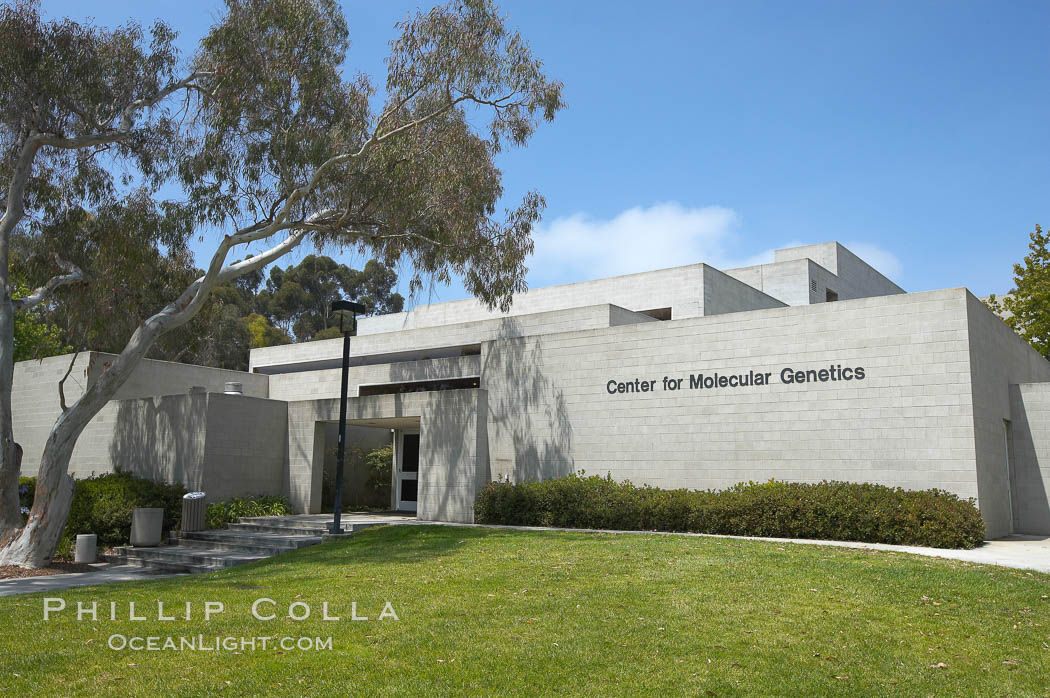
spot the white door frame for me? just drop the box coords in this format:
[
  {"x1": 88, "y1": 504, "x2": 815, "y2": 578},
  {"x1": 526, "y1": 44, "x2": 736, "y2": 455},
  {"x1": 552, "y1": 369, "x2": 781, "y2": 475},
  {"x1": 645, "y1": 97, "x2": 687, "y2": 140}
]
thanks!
[{"x1": 395, "y1": 430, "x2": 419, "y2": 513}]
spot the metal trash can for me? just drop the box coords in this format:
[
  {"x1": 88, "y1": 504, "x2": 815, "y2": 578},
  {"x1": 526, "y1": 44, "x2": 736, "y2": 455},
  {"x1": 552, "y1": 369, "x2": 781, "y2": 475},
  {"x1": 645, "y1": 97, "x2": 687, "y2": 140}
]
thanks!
[{"x1": 182, "y1": 492, "x2": 207, "y2": 532}]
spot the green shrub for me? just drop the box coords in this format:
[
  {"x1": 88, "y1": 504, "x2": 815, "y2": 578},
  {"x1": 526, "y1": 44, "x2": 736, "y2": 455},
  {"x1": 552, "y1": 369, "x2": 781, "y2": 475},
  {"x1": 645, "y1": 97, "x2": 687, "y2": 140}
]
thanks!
[
  {"x1": 365, "y1": 445, "x2": 393, "y2": 503},
  {"x1": 17, "y1": 471, "x2": 186, "y2": 554},
  {"x1": 474, "y1": 474, "x2": 986, "y2": 549},
  {"x1": 63, "y1": 470, "x2": 186, "y2": 550},
  {"x1": 206, "y1": 495, "x2": 293, "y2": 529}
]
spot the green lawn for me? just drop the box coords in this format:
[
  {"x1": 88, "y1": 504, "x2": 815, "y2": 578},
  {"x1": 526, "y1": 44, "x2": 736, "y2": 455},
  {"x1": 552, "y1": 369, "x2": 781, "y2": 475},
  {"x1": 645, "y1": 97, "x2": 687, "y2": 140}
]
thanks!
[{"x1": 1, "y1": 526, "x2": 1048, "y2": 696}]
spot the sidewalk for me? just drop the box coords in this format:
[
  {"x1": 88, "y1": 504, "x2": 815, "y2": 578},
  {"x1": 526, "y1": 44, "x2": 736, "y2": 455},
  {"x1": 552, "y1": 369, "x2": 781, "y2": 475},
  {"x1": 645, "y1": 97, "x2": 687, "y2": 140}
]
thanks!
[{"x1": 0, "y1": 562, "x2": 182, "y2": 597}]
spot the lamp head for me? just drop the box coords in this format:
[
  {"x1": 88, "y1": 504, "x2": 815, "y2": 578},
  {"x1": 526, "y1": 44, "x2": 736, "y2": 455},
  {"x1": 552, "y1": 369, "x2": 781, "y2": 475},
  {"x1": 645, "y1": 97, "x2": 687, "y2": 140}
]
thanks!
[{"x1": 330, "y1": 300, "x2": 367, "y2": 334}]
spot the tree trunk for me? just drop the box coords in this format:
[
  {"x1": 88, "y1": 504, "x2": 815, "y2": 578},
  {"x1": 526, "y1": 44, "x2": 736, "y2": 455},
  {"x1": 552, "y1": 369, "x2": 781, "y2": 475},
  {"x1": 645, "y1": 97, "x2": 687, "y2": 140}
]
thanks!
[
  {"x1": 0, "y1": 432, "x2": 74, "y2": 568},
  {"x1": 0, "y1": 341, "x2": 149, "y2": 567},
  {"x1": 0, "y1": 296, "x2": 23, "y2": 538}
]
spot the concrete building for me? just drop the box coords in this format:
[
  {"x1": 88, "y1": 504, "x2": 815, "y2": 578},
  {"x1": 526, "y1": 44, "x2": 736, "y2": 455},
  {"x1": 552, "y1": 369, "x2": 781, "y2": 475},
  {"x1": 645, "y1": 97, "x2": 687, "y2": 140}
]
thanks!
[{"x1": 12, "y1": 242, "x2": 1050, "y2": 538}]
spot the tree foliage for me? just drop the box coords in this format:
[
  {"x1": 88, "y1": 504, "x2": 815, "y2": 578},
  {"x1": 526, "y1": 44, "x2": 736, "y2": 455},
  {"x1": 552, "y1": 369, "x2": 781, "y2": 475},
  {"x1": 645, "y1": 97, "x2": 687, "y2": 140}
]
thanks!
[
  {"x1": 986, "y1": 224, "x2": 1050, "y2": 359},
  {"x1": 12, "y1": 280, "x2": 68, "y2": 361},
  {"x1": 262, "y1": 255, "x2": 403, "y2": 342}
]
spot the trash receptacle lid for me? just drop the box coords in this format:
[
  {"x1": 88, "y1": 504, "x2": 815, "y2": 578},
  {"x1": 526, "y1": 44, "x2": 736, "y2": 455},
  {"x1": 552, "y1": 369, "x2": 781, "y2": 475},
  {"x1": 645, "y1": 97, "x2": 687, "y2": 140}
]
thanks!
[{"x1": 183, "y1": 492, "x2": 206, "y2": 499}]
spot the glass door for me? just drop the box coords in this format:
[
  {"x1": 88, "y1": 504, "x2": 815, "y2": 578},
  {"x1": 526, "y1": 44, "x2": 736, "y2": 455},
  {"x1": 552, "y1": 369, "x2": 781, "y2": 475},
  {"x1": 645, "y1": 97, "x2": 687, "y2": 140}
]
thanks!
[{"x1": 396, "y1": 431, "x2": 419, "y2": 513}]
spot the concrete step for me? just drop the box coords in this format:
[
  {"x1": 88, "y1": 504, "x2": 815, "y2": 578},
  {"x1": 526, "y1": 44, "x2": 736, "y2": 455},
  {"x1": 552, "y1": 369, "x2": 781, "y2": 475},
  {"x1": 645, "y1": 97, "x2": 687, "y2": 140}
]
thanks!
[
  {"x1": 231, "y1": 517, "x2": 389, "y2": 536},
  {"x1": 112, "y1": 518, "x2": 332, "y2": 574},
  {"x1": 172, "y1": 530, "x2": 321, "y2": 555},
  {"x1": 119, "y1": 554, "x2": 224, "y2": 575},
  {"x1": 225, "y1": 522, "x2": 333, "y2": 536},
  {"x1": 115, "y1": 544, "x2": 271, "y2": 573}
]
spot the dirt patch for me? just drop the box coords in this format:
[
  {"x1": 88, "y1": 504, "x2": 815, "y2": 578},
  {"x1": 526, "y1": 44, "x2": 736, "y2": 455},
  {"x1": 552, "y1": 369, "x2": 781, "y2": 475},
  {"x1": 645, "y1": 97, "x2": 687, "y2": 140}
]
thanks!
[{"x1": 0, "y1": 561, "x2": 96, "y2": 579}]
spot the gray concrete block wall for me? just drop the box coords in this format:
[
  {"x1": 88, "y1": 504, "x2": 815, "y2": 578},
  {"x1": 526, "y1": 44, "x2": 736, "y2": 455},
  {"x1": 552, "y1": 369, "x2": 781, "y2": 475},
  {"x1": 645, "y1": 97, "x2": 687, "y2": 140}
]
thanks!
[
  {"x1": 68, "y1": 393, "x2": 208, "y2": 484},
  {"x1": 202, "y1": 393, "x2": 287, "y2": 502},
  {"x1": 723, "y1": 258, "x2": 815, "y2": 306},
  {"x1": 354, "y1": 265, "x2": 708, "y2": 336},
  {"x1": 773, "y1": 242, "x2": 904, "y2": 300},
  {"x1": 268, "y1": 355, "x2": 482, "y2": 402},
  {"x1": 482, "y1": 289, "x2": 981, "y2": 510},
  {"x1": 252, "y1": 304, "x2": 654, "y2": 374},
  {"x1": 964, "y1": 293, "x2": 1050, "y2": 535},
  {"x1": 13, "y1": 351, "x2": 267, "y2": 478},
  {"x1": 1008, "y1": 383, "x2": 1050, "y2": 534},
  {"x1": 63, "y1": 392, "x2": 288, "y2": 503},
  {"x1": 608, "y1": 305, "x2": 661, "y2": 326},
  {"x1": 95, "y1": 353, "x2": 268, "y2": 400},
  {"x1": 12, "y1": 353, "x2": 94, "y2": 477}
]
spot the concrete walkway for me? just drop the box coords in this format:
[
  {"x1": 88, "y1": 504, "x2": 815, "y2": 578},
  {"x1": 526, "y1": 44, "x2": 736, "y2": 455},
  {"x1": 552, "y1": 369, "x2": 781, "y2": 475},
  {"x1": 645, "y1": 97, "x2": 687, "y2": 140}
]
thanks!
[{"x1": 0, "y1": 562, "x2": 182, "y2": 597}]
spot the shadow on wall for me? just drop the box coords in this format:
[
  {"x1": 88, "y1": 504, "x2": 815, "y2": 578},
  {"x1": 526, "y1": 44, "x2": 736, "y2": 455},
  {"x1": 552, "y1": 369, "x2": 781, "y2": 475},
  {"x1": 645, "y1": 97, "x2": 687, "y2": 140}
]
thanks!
[
  {"x1": 480, "y1": 316, "x2": 574, "y2": 483},
  {"x1": 1008, "y1": 386, "x2": 1050, "y2": 534},
  {"x1": 109, "y1": 393, "x2": 209, "y2": 490}
]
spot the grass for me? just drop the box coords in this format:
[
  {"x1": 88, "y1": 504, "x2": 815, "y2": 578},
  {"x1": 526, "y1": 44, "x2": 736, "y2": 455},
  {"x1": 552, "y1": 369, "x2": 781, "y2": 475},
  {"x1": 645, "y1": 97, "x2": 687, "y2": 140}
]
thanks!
[{"x1": 0, "y1": 525, "x2": 1047, "y2": 696}]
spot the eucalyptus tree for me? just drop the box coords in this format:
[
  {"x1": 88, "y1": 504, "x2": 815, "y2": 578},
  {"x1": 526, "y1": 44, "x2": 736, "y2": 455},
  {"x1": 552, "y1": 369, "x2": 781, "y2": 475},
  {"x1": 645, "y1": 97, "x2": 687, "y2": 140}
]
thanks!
[
  {"x1": 264, "y1": 255, "x2": 404, "y2": 341},
  {"x1": 0, "y1": 0, "x2": 563, "y2": 567}
]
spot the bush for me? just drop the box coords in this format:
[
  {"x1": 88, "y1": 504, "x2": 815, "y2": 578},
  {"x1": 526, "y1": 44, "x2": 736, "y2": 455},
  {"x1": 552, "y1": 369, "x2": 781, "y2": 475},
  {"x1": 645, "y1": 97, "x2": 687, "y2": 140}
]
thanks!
[
  {"x1": 474, "y1": 474, "x2": 987, "y2": 549},
  {"x1": 63, "y1": 470, "x2": 186, "y2": 550},
  {"x1": 365, "y1": 445, "x2": 393, "y2": 504},
  {"x1": 17, "y1": 471, "x2": 186, "y2": 555},
  {"x1": 206, "y1": 495, "x2": 293, "y2": 529}
]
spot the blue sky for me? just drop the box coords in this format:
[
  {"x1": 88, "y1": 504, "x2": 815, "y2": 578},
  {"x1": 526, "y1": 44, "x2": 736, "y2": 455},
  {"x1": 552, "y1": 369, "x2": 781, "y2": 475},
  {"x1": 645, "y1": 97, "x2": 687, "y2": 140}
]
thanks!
[{"x1": 40, "y1": 0, "x2": 1049, "y2": 305}]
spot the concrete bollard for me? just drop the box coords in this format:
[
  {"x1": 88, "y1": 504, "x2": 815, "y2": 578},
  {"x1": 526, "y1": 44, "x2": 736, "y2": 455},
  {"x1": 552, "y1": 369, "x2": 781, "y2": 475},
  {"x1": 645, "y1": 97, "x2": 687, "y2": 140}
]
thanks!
[
  {"x1": 181, "y1": 492, "x2": 207, "y2": 532},
  {"x1": 74, "y1": 534, "x2": 97, "y2": 563},
  {"x1": 130, "y1": 507, "x2": 164, "y2": 547}
]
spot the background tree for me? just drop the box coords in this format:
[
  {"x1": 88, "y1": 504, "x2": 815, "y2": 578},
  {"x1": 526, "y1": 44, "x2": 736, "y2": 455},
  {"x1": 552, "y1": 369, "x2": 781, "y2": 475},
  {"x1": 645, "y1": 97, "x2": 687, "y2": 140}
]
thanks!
[
  {"x1": 986, "y1": 224, "x2": 1050, "y2": 359},
  {"x1": 0, "y1": 0, "x2": 562, "y2": 566},
  {"x1": 262, "y1": 255, "x2": 404, "y2": 342}
]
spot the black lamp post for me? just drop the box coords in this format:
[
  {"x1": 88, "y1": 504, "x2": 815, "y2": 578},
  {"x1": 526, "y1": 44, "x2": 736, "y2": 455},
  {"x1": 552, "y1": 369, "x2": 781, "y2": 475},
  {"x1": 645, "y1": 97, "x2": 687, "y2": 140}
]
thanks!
[{"x1": 329, "y1": 299, "x2": 367, "y2": 535}]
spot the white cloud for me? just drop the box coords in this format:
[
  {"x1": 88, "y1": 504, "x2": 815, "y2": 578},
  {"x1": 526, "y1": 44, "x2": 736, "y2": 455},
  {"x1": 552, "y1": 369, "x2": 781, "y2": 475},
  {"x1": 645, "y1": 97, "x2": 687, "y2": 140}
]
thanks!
[
  {"x1": 527, "y1": 202, "x2": 746, "y2": 284},
  {"x1": 524, "y1": 202, "x2": 904, "y2": 287}
]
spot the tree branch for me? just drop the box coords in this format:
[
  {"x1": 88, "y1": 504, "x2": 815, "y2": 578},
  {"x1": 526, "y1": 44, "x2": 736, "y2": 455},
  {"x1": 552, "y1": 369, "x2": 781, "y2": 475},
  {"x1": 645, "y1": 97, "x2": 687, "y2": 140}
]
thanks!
[
  {"x1": 11, "y1": 260, "x2": 85, "y2": 312},
  {"x1": 57, "y1": 351, "x2": 79, "y2": 413}
]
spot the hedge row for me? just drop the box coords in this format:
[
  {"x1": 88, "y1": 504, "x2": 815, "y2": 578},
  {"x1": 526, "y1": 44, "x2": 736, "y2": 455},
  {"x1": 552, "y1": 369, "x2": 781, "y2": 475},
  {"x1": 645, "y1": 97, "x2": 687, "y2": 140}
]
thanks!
[{"x1": 474, "y1": 475, "x2": 986, "y2": 549}]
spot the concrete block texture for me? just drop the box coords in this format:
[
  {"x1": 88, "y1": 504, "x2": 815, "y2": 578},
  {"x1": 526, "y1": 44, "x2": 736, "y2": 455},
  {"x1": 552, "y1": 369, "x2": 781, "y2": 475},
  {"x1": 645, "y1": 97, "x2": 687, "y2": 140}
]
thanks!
[
  {"x1": 725, "y1": 242, "x2": 904, "y2": 307},
  {"x1": 13, "y1": 351, "x2": 266, "y2": 478},
  {"x1": 482, "y1": 289, "x2": 981, "y2": 514},
  {"x1": 63, "y1": 392, "x2": 286, "y2": 504}
]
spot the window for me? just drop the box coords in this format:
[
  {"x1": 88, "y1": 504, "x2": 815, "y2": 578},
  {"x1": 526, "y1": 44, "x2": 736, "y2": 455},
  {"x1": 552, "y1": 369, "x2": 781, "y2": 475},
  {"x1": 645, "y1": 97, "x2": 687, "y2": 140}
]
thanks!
[
  {"x1": 825, "y1": 289, "x2": 839, "y2": 302},
  {"x1": 358, "y1": 376, "x2": 480, "y2": 397}
]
